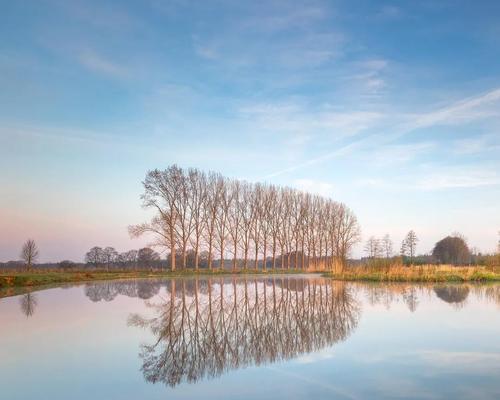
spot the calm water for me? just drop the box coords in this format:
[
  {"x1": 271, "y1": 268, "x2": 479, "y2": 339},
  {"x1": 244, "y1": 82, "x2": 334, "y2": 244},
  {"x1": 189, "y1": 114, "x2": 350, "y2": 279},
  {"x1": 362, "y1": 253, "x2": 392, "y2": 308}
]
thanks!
[{"x1": 1, "y1": 276, "x2": 499, "y2": 400}]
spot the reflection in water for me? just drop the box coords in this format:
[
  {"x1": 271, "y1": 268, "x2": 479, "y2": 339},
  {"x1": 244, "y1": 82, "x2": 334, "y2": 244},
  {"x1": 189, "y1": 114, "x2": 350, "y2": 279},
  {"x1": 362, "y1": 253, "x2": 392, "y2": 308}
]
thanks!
[
  {"x1": 85, "y1": 280, "x2": 161, "y2": 302},
  {"x1": 358, "y1": 283, "x2": 500, "y2": 311},
  {"x1": 2, "y1": 278, "x2": 500, "y2": 400},
  {"x1": 434, "y1": 285, "x2": 470, "y2": 308},
  {"x1": 127, "y1": 278, "x2": 360, "y2": 387},
  {"x1": 19, "y1": 293, "x2": 37, "y2": 317},
  {"x1": 361, "y1": 284, "x2": 423, "y2": 312}
]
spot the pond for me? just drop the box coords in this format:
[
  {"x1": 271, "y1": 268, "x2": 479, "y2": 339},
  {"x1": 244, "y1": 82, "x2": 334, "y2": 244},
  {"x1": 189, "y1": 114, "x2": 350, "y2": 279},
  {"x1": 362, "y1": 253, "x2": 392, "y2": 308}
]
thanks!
[{"x1": 1, "y1": 275, "x2": 499, "y2": 399}]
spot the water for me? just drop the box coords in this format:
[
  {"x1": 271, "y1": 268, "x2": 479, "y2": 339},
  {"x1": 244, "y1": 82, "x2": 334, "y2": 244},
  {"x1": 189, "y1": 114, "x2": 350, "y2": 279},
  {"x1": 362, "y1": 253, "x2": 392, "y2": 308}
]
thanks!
[{"x1": 1, "y1": 275, "x2": 499, "y2": 399}]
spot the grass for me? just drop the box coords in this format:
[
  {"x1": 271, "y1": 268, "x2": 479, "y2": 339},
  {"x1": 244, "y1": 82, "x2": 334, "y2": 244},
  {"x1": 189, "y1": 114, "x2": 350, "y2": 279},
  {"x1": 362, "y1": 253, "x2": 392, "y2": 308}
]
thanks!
[
  {"x1": 0, "y1": 268, "x2": 315, "y2": 291},
  {"x1": 323, "y1": 264, "x2": 500, "y2": 282},
  {"x1": 2, "y1": 264, "x2": 499, "y2": 293}
]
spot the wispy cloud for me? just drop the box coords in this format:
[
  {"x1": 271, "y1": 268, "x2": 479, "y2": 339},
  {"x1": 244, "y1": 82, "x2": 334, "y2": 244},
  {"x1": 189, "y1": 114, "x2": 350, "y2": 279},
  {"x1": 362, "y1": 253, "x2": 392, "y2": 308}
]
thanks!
[
  {"x1": 416, "y1": 168, "x2": 500, "y2": 190},
  {"x1": 57, "y1": 0, "x2": 139, "y2": 31},
  {"x1": 375, "y1": 5, "x2": 403, "y2": 21},
  {"x1": 369, "y1": 142, "x2": 435, "y2": 165},
  {"x1": 242, "y1": 4, "x2": 327, "y2": 33},
  {"x1": 356, "y1": 166, "x2": 500, "y2": 191},
  {"x1": 78, "y1": 50, "x2": 130, "y2": 79},
  {"x1": 240, "y1": 102, "x2": 382, "y2": 140},
  {"x1": 452, "y1": 133, "x2": 500, "y2": 155},
  {"x1": 265, "y1": 87, "x2": 500, "y2": 178},
  {"x1": 348, "y1": 59, "x2": 389, "y2": 95},
  {"x1": 187, "y1": 0, "x2": 343, "y2": 71},
  {"x1": 405, "y1": 88, "x2": 500, "y2": 130}
]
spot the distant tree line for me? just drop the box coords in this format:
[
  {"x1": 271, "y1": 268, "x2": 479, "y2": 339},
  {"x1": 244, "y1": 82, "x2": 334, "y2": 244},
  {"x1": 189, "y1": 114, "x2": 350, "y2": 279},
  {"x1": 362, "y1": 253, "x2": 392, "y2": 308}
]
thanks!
[
  {"x1": 84, "y1": 246, "x2": 162, "y2": 269},
  {"x1": 2, "y1": 221, "x2": 499, "y2": 272},
  {"x1": 362, "y1": 231, "x2": 500, "y2": 267},
  {"x1": 129, "y1": 165, "x2": 361, "y2": 271}
]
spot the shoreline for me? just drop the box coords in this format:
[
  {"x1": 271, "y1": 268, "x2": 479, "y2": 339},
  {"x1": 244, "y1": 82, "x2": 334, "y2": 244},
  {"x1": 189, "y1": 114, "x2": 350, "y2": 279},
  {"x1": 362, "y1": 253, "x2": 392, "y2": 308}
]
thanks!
[
  {"x1": 323, "y1": 267, "x2": 500, "y2": 283},
  {"x1": 0, "y1": 269, "x2": 317, "y2": 291},
  {"x1": 1, "y1": 266, "x2": 499, "y2": 296}
]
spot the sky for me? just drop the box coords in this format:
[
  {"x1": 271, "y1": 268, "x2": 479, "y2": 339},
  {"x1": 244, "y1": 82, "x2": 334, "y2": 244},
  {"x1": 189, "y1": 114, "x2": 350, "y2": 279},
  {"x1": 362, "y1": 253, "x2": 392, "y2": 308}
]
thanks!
[{"x1": 1, "y1": 0, "x2": 499, "y2": 262}]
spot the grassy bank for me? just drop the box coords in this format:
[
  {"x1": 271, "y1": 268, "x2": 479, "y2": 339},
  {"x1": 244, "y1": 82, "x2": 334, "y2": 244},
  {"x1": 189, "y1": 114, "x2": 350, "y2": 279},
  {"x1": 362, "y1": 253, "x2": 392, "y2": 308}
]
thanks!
[
  {"x1": 324, "y1": 264, "x2": 500, "y2": 282},
  {"x1": 2, "y1": 265, "x2": 499, "y2": 292},
  {"x1": 0, "y1": 268, "x2": 314, "y2": 290}
]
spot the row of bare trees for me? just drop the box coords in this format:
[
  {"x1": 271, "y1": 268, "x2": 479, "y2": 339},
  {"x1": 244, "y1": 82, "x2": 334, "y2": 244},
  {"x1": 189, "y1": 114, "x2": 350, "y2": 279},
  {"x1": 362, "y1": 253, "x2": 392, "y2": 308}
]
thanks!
[
  {"x1": 364, "y1": 234, "x2": 393, "y2": 259},
  {"x1": 84, "y1": 246, "x2": 161, "y2": 269},
  {"x1": 128, "y1": 277, "x2": 359, "y2": 386},
  {"x1": 129, "y1": 166, "x2": 361, "y2": 271}
]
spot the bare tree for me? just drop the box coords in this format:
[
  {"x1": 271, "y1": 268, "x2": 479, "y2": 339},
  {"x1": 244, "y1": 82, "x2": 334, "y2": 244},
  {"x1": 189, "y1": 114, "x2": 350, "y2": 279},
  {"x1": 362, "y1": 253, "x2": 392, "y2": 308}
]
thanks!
[
  {"x1": 400, "y1": 239, "x2": 408, "y2": 257},
  {"x1": 129, "y1": 166, "x2": 183, "y2": 271},
  {"x1": 129, "y1": 165, "x2": 361, "y2": 273},
  {"x1": 175, "y1": 170, "x2": 195, "y2": 269},
  {"x1": 227, "y1": 180, "x2": 243, "y2": 271},
  {"x1": 203, "y1": 172, "x2": 222, "y2": 270},
  {"x1": 103, "y1": 247, "x2": 118, "y2": 270},
  {"x1": 20, "y1": 239, "x2": 39, "y2": 271},
  {"x1": 334, "y1": 204, "x2": 361, "y2": 270},
  {"x1": 364, "y1": 236, "x2": 380, "y2": 259},
  {"x1": 137, "y1": 247, "x2": 160, "y2": 268},
  {"x1": 268, "y1": 185, "x2": 280, "y2": 270},
  {"x1": 214, "y1": 176, "x2": 233, "y2": 269},
  {"x1": 85, "y1": 246, "x2": 104, "y2": 268},
  {"x1": 250, "y1": 184, "x2": 263, "y2": 270},
  {"x1": 404, "y1": 230, "x2": 418, "y2": 263},
  {"x1": 124, "y1": 250, "x2": 139, "y2": 267},
  {"x1": 238, "y1": 182, "x2": 253, "y2": 269},
  {"x1": 382, "y1": 234, "x2": 393, "y2": 259},
  {"x1": 188, "y1": 168, "x2": 207, "y2": 270}
]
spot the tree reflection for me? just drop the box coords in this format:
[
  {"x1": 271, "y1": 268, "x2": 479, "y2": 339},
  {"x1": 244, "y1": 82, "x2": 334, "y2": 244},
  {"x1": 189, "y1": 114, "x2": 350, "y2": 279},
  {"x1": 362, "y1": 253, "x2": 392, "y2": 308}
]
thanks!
[
  {"x1": 434, "y1": 285, "x2": 470, "y2": 308},
  {"x1": 19, "y1": 293, "x2": 37, "y2": 317},
  {"x1": 84, "y1": 280, "x2": 161, "y2": 302},
  {"x1": 481, "y1": 285, "x2": 500, "y2": 307},
  {"x1": 361, "y1": 283, "x2": 423, "y2": 312},
  {"x1": 128, "y1": 277, "x2": 360, "y2": 387}
]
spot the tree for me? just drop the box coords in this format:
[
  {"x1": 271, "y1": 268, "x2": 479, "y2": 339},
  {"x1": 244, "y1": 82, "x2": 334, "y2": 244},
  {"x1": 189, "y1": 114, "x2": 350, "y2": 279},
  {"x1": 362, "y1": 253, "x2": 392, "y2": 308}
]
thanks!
[
  {"x1": 188, "y1": 168, "x2": 207, "y2": 270},
  {"x1": 130, "y1": 165, "x2": 361, "y2": 272},
  {"x1": 122, "y1": 250, "x2": 139, "y2": 267},
  {"x1": 381, "y1": 234, "x2": 393, "y2": 259},
  {"x1": 20, "y1": 239, "x2": 39, "y2": 271},
  {"x1": 334, "y1": 204, "x2": 361, "y2": 269},
  {"x1": 432, "y1": 235, "x2": 471, "y2": 265},
  {"x1": 59, "y1": 260, "x2": 75, "y2": 270},
  {"x1": 364, "y1": 236, "x2": 380, "y2": 259},
  {"x1": 403, "y1": 230, "x2": 418, "y2": 263},
  {"x1": 400, "y1": 239, "x2": 408, "y2": 257},
  {"x1": 129, "y1": 166, "x2": 183, "y2": 271},
  {"x1": 85, "y1": 246, "x2": 104, "y2": 268},
  {"x1": 214, "y1": 175, "x2": 232, "y2": 269},
  {"x1": 227, "y1": 180, "x2": 243, "y2": 271},
  {"x1": 137, "y1": 248, "x2": 160, "y2": 268},
  {"x1": 103, "y1": 247, "x2": 118, "y2": 270}
]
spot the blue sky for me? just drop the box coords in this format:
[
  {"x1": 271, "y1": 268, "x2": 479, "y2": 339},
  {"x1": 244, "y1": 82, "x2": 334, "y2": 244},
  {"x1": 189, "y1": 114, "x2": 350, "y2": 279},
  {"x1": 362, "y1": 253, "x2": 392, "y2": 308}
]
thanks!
[{"x1": 1, "y1": 0, "x2": 499, "y2": 261}]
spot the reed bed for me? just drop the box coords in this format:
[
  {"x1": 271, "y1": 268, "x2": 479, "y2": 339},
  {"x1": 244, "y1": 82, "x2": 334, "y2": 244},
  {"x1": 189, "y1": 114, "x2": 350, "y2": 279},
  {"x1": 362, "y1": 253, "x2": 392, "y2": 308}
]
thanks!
[{"x1": 325, "y1": 264, "x2": 500, "y2": 282}]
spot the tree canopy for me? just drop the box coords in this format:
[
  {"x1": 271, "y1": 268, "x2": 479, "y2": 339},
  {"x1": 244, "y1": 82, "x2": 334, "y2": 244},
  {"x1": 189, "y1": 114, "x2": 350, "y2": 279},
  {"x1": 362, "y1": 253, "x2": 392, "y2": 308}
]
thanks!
[{"x1": 432, "y1": 235, "x2": 471, "y2": 265}]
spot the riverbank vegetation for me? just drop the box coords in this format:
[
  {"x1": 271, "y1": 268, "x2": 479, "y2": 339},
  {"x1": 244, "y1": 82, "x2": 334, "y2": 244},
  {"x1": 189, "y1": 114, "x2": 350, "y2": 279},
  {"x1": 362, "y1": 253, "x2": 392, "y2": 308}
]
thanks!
[
  {"x1": 0, "y1": 268, "x2": 312, "y2": 292},
  {"x1": 324, "y1": 264, "x2": 500, "y2": 282}
]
